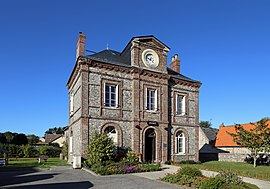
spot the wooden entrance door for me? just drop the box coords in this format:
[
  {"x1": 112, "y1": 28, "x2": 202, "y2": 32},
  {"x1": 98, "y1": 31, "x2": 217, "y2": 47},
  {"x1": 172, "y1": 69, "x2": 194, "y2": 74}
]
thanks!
[{"x1": 145, "y1": 128, "x2": 156, "y2": 162}]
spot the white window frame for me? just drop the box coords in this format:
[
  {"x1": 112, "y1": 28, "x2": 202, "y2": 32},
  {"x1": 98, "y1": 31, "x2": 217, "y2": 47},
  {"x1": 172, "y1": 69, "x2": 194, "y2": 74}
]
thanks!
[
  {"x1": 175, "y1": 132, "x2": 185, "y2": 154},
  {"x1": 176, "y1": 94, "x2": 186, "y2": 116},
  {"x1": 69, "y1": 93, "x2": 74, "y2": 115},
  {"x1": 146, "y1": 88, "x2": 158, "y2": 111},
  {"x1": 69, "y1": 136, "x2": 73, "y2": 153},
  {"x1": 104, "y1": 126, "x2": 117, "y2": 144},
  {"x1": 104, "y1": 83, "x2": 119, "y2": 108}
]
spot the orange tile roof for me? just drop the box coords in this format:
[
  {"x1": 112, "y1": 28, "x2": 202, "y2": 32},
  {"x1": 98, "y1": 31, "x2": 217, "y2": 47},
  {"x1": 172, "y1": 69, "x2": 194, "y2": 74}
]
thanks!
[{"x1": 215, "y1": 121, "x2": 270, "y2": 147}]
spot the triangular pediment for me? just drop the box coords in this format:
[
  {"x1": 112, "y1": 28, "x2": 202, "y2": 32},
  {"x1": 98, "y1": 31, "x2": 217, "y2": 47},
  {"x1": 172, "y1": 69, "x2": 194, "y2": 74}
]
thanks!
[{"x1": 121, "y1": 35, "x2": 170, "y2": 55}]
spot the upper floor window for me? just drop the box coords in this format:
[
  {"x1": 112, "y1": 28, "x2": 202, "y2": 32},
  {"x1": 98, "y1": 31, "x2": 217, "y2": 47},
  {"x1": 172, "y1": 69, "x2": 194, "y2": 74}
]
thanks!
[
  {"x1": 104, "y1": 83, "x2": 118, "y2": 107},
  {"x1": 176, "y1": 94, "x2": 186, "y2": 116},
  {"x1": 69, "y1": 93, "x2": 74, "y2": 115},
  {"x1": 146, "y1": 88, "x2": 157, "y2": 111},
  {"x1": 176, "y1": 131, "x2": 185, "y2": 154}
]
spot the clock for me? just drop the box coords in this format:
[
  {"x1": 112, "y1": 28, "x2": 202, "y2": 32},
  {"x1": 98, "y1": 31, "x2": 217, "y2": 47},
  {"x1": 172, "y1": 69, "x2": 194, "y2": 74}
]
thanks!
[
  {"x1": 146, "y1": 53, "x2": 155, "y2": 64},
  {"x1": 142, "y1": 49, "x2": 159, "y2": 68}
]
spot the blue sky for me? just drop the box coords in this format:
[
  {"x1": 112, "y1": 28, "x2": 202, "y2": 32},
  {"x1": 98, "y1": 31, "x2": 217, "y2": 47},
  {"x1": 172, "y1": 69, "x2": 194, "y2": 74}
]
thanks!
[{"x1": 0, "y1": 0, "x2": 269, "y2": 136}]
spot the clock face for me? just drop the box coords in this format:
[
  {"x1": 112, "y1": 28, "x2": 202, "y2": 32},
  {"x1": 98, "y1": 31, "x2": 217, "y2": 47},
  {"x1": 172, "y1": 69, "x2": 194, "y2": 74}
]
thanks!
[
  {"x1": 146, "y1": 53, "x2": 155, "y2": 64},
  {"x1": 142, "y1": 49, "x2": 159, "y2": 68}
]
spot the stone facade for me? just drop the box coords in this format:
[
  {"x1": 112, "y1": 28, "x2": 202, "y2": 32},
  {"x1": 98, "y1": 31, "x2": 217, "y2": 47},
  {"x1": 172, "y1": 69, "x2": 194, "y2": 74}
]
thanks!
[{"x1": 66, "y1": 34, "x2": 201, "y2": 164}]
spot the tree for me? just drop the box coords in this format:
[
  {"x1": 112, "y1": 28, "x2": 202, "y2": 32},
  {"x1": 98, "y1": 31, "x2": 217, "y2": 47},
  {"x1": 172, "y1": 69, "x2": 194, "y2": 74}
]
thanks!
[
  {"x1": 0, "y1": 133, "x2": 7, "y2": 143},
  {"x1": 228, "y1": 118, "x2": 270, "y2": 167},
  {"x1": 4, "y1": 132, "x2": 15, "y2": 143},
  {"x1": 85, "y1": 131, "x2": 115, "y2": 167},
  {"x1": 12, "y1": 133, "x2": 28, "y2": 145},
  {"x1": 45, "y1": 127, "x2": 65, "y2": 135},
  {"x1": 199, "y1": 120, "x2": 212, "y2": 128},
  {"x1": 27, "y1": 134, "x2": 40, "y2": 145}
]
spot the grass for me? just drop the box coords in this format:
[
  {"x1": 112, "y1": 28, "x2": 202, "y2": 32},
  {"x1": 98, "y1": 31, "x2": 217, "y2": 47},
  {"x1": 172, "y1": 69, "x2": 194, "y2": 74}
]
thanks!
[
  {"x1": 177, "y1": 161, "x2": 270, "y2": 181},
  {"x1": 0, "y1": 157, "x2": 67, "y2": 171}
]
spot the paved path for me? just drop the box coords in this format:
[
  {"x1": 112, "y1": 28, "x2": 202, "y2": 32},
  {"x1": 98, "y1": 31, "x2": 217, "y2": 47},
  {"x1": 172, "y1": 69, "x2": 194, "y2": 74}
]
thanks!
[
  {"x1": 0, "y1": 166, "x2": 180, "y2": 189},
  {"x1": 1, "y1": 164, "x2": 269, "y2": 189}
]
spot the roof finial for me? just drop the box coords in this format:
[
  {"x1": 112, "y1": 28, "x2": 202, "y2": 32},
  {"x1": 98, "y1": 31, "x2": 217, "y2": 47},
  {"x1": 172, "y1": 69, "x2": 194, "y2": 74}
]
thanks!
[{"x1": 106, "y1": 43, "x2": 109, "y2": 50}]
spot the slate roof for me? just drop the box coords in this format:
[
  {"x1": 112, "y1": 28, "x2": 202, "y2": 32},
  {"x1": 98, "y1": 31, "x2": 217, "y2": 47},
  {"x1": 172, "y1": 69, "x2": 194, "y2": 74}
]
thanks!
[
  {"x1": 215, "y1": 120, "x2": 270, "y2": 147},
  {"x1": 167, "y1": 68, "x2": 201, "y2": 84},
  {"x1": 87, "y1": 50, "x2": 131, "y2": 68},
  {"x1": 86, "y1": 49, "x2": 200, "y2": 84},
  {"x1": 201, "y1": 127, "x2": 218, "y2": 143},
  {"x1": 45, "y1": 134, "x2": 62, "y2": 144}
]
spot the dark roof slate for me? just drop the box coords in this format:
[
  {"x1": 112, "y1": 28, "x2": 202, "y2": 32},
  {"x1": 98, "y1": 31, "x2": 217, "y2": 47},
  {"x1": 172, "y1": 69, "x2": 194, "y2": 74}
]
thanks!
[
  {"x1": 45, "y1": 134, "x2": 62, "y2": 144},
  {"x1": 201, "y1": 127, "x2": 218, "y2": 142},
  {"x1": 86, "y1": 50, "x2": 131, "y2": 68},
  {"x1": 86, "y1": 49, "x2": 200, "y2": 84},
  {"x1": 167, "y1": 68, "x2": 200, "y2": 84}
]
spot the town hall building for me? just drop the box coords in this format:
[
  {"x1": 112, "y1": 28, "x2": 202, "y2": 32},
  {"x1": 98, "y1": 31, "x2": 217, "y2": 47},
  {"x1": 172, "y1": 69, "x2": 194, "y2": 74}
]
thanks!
[{"x1": 66, "y1": 33, "x2": 201, "y2": 165}]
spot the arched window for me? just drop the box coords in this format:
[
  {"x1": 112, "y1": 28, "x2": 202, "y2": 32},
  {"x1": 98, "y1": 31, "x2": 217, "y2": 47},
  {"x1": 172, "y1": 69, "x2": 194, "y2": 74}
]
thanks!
[
  {"x1": 176, "y1": 131, "x2": 185, "y2": 154},
  {"x1": 104, "y1": 126, "x2": 117, "y2": 144}
]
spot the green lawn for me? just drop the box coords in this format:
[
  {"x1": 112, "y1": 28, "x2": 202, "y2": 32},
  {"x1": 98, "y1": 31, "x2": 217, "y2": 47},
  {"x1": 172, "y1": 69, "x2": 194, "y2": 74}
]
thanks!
[
  {"x1": 177, "y1": 161, "x2": 270, "y2": 181},
  {"x1": 0, "y1": 157, "x2": 67, "y2": 170}
]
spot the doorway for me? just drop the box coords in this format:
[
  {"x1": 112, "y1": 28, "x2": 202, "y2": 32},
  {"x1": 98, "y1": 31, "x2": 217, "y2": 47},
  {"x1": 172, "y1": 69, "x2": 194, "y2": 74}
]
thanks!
[{"x1": 145, "y1": 128, "x2": 156, "y2": 162}]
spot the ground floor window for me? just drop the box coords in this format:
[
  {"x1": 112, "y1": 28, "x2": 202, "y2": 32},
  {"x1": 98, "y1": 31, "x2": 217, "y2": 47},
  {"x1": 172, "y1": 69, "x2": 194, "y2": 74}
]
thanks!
[{"x1": 104, "y1": 126, "x2": 117, "y2": 144}]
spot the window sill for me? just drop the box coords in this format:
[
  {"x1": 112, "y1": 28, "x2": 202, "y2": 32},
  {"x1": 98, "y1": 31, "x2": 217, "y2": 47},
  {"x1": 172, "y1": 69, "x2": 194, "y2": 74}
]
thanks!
[
  {"x1": 145, "y1": 110, "x2": 159, "y2": 113},
  {"x1": 175, "y1": 113, "x2": 187, "y2": 117},
  {"x1": 174, "y1": 153, "x2": 186, "y2": 155},
  {"x1": 103, "y1": 106, "x2": 121, "y2": 110}
]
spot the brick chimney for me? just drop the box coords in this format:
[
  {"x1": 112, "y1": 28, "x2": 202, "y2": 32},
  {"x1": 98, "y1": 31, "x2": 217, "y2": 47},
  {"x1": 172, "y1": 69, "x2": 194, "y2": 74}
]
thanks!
[
  {"x1": 170, "y1": 54, "x2": 180, "y2": 73},
  {"x1": 76, "y1": 32, "x2": 86, "y2": 60}
]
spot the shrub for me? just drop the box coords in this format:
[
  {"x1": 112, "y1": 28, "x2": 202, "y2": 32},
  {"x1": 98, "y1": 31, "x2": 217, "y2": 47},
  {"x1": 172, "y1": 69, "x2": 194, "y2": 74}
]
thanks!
[
  {"x1": 162, "y1": 167, "x2": 204, "y2": 188},
  {"x1": 50, "y1": 143, "x2": 60, "y2": 148},
  {"x1": 179, "y1": 160, "x2": 201, "y2": 164},
  {"x1": 178, "y1": 166, "x2": 202, "y2": 177},
  {"x1": 141, "y1": 163, "x2": 161, "y2": 172},
  {"x1": 113, "y1": 146, "x2": 129, "y2": 162},
  {"x1": 21, "y1": 144, "x2": 38, "y2": 158},
  {"x1": 39, "y1": 145, "x2": 61, "y2": 157},
  {"x1": 165, "y1": 160, "x2": 172, "y2": 165},
  {"x1": 199, "y1": 171, "x2": 258, "y2": 189},
  {"x1": 162, "y1": 173, "x2": 180, "y2": 183},
  {"x1": 7, "y1": 144, "x2": 22, "y2": 156},
  {"x1": 245, "y1": 154, "x2": 270, "y2": 166},
  {"x1": 216, "y1": 171, "x2": 243, "y2": 185},
  {"x1": 85, "y1": 132, "x2": 115, "y2": 167},
  {"x1": 122, "y1": 151, "x2": 139, "y2": 166},
  {"x1": 61, "y1": 142, "x2": 68, "y2": 159},
  {"x1": 200, "y1": 177, "x2": 224, "y2": 189}
]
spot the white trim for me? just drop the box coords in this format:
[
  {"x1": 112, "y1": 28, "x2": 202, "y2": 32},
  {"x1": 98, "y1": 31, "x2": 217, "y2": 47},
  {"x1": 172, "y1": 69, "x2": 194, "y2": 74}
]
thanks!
[
  {"x1": 175, "y1": 132, "x2": 185, "y2": 154},
  {"x1": 116, "y1": 84, "x2": 119, "y2": 107},
  {"x1": 70, "y1": 93, "x2": 74, "y2": 115},
  {"x1": 176, "y1": 94, "x2": 186, "y2": 116},
  {"x1": 69, "y1": 136, "x2": 73, "y2": 153},
  {"x1": 154, "y1": 89, "x2": 158, "y2": 111},
  {"x1": 141, "y1": 49, "x2": 160, "y2": 68}
]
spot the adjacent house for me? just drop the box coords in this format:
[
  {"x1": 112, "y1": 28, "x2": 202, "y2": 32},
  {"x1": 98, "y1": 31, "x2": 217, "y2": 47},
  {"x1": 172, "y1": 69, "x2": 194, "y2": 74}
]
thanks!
[
  {"x1": 199, "y1": 127, "x2": 221, "y2": 162},
  {"x1": 215, "y1": 121, "x2": 270, "y2": 162},
  {"x1": 66, "y1": 33, "x2": 201, "y2": 165},
  {"x1": 44, "y1": 134, "x2": 65, "y2": 147}
]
